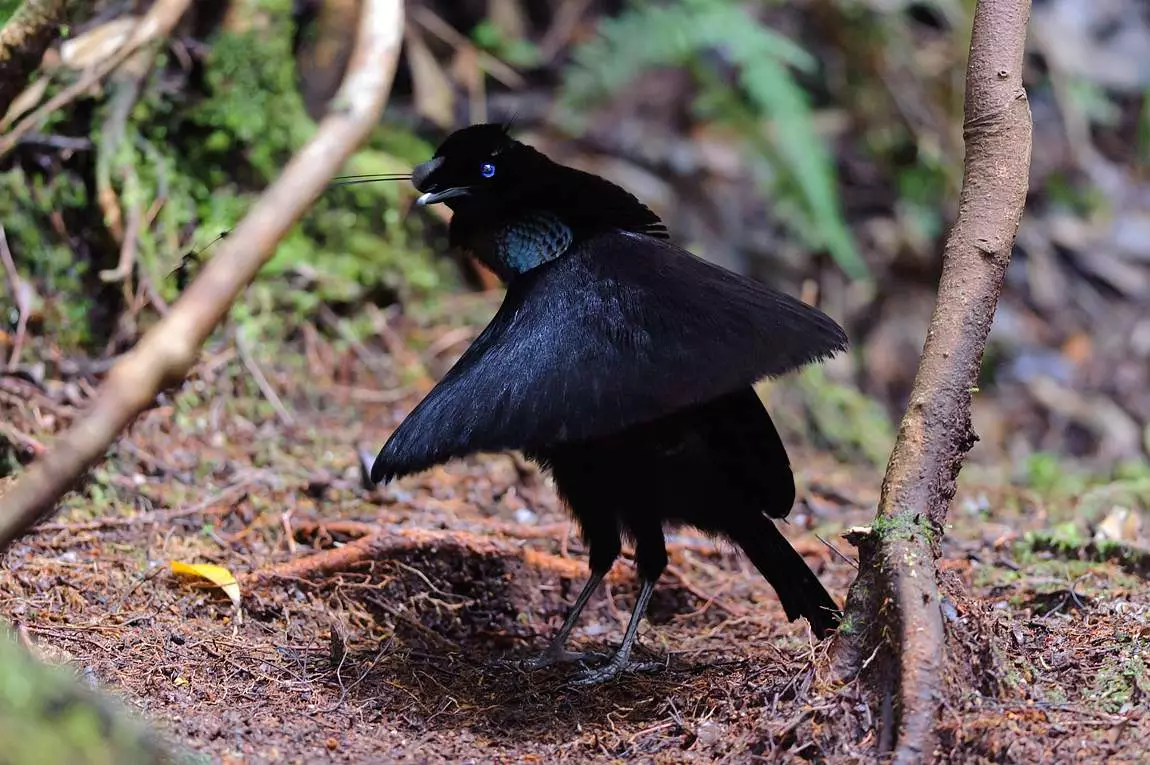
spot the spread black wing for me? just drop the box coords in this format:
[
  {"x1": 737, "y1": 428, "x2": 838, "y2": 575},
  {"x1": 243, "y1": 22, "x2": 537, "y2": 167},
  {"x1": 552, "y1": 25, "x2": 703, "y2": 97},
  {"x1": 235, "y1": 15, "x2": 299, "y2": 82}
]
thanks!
[{"x1": 371, "y1": 230, "x2": 847, "y2": 483}]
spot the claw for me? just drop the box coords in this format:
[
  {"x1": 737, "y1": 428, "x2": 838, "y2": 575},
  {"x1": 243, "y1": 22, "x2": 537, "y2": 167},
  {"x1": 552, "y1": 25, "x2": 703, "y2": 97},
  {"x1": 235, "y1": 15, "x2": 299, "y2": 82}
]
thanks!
[
  {"x1": 565, "y1": 578, "x2": 661, "y2": 686},
  {"x1": 565, "y1": 656, "x2": 661, "y2": 686}
]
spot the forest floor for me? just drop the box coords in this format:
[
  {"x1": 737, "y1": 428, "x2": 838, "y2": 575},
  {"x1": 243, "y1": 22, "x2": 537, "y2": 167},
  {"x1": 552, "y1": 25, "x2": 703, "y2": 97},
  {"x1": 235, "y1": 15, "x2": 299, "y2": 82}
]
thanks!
[{"x1": 1, "y1": 307, "x2": 1148, "y2": 764}]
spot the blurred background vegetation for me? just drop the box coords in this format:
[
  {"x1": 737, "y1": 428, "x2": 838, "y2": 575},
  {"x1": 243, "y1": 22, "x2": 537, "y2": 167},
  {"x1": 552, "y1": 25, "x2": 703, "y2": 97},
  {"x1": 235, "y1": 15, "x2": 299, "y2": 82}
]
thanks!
[{"x1": 0, "y1": 0, "x2": 1148, "y2": 475}]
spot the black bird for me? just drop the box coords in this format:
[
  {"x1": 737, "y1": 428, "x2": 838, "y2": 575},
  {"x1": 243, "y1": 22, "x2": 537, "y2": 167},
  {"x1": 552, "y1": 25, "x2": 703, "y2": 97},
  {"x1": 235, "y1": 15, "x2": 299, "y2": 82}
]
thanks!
[{"x1": 371, "y1": 123, "x2": 848, "y2": 685}]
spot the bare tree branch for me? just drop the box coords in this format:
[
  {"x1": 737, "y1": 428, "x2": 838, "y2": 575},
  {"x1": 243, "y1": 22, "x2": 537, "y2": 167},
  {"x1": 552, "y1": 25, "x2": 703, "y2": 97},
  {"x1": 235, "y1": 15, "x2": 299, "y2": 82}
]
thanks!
[
  {"x1": 0, "y1": 0, "x2": 96, "y2": 119},
  {"x1": 830, "y1": 0, "x2": 1033, "y2": 760},
  {"x1": 0, "y1": 0, "x2": 405, "y2": 551}
]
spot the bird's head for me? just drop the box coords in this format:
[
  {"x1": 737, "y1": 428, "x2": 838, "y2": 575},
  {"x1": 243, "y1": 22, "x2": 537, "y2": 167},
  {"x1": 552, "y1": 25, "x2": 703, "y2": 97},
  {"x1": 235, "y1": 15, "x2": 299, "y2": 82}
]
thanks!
[{"x1": 411, "y1": 123, "x2": 538, "y2": 213}]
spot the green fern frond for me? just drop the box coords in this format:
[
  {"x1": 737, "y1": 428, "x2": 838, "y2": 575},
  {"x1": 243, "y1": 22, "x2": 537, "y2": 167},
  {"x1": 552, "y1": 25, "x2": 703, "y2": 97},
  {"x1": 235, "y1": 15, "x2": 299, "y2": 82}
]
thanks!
[{"x1": 562, "y1": 0, "x2": 870, "y2": 281}]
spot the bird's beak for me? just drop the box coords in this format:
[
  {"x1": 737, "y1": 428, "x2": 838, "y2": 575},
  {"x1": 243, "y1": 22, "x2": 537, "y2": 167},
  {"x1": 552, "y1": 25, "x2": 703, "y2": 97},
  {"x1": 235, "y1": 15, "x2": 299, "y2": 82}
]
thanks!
[
  {"x1": 415, "y1": 187, "x2": 470, "y2": 206},
  {"x1": 410, "y1": 156, "x2": 469, "y2": 205}
]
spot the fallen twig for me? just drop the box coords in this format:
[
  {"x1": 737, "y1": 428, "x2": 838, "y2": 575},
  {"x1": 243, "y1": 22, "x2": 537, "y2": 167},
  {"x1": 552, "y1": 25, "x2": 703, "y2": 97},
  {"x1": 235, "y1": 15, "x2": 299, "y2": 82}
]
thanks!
[
  {"x1": 235, "y1": 325, "x2": 296, "y2": 427},
  {"x1": 0, "y1": 0, "x2": 405, "y2": 551},
  {"x1": 0, "y1": 420, "x2": 46, "y2": 457}
]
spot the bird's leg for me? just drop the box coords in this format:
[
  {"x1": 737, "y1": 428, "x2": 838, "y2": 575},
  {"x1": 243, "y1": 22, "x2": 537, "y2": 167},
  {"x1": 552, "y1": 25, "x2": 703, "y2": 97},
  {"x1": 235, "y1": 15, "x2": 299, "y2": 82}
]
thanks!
[
  {"x1": 524, "y1": 513, "x2": 620, "y2": 670},
  {"x1": 566, "y1": 578, "x2": 659, "y2": 686},
  {"x1": 568, "y1": 521, "x2": 667, "y2": 685},
  {"x1": 522, "y1": 569, "x2": 608, "y2": 669}
]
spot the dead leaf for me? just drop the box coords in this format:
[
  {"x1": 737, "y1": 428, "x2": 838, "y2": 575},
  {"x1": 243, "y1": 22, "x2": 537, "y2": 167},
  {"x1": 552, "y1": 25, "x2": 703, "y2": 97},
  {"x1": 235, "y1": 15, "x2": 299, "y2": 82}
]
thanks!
[
  {"x1": 1094, "y1": 506, "x2": 1145, "y2": 545},
  {"x1": 171, "y1": 560, "x2": 241, "y2": 608}
]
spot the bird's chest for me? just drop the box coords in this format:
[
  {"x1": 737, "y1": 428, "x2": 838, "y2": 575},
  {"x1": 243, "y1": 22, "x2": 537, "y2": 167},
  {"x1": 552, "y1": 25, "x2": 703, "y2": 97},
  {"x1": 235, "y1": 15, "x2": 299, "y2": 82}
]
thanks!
[{"x1": 454, "y1": 211, "x2": 574, "y2": 280}]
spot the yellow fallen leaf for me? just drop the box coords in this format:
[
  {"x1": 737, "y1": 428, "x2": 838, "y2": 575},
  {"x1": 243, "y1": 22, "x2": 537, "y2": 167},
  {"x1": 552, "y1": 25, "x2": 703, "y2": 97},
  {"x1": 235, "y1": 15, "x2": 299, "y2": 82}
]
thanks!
[{"x1": 171, "y1": 561, "x2": 241, "y2": 608}]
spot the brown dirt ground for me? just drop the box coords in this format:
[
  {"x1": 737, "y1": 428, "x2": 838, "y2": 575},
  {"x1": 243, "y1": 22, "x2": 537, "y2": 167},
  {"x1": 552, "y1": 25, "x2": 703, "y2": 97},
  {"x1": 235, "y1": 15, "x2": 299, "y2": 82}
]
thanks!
[{"x1": 1, "y1": 312, "x2": 1147, "y2": 764}]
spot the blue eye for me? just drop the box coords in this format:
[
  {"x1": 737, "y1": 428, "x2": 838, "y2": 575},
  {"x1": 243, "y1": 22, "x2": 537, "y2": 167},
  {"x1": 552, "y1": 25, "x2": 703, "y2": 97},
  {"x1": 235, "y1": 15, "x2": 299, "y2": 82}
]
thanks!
[{"x1": 480, "y1": 162, "x2": 496, "y2": 178}]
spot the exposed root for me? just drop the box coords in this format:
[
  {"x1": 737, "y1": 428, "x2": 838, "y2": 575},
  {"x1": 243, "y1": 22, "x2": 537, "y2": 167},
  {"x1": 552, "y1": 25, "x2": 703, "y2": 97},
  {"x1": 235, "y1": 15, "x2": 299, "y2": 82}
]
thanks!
[
  {"x1": 250, "y1": 530, "x2": 389, "y2": 583},
  {"x1": 251, "y1": 525, "x2": 634, "y2": 587}
]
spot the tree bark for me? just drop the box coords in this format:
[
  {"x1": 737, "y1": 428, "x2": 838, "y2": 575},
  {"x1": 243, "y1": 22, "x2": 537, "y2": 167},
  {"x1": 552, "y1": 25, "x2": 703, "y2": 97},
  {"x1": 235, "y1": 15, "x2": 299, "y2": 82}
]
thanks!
[
  {"x1": 830, "y1": 1, "x2": 1033, "y2": 761},
  {"x1": 0, "y1": 0, "x2": 96, "y2": 118}
]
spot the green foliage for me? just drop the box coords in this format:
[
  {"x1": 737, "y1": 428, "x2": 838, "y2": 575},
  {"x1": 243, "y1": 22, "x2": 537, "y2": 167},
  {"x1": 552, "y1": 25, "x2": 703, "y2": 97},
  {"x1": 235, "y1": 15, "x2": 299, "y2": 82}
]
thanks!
[
  {"x1": 186, "y1": 20, "x2": 315, "y2": 181},
  {"x1": 0, "y1": 169, "x2": 94, "y2": 347},
  {"x1": 1021, "y1": 453, "x2": 1150, "y2": 519},
  {"x1": 1, "y1": 2, "x2": 449, "y2": 353},
  {"x1": 790, "y1": 365, "x2": 895, "y2": 468},
  {"x1": 895, "y1": 160, "x2": 949, "y2": 244},
  {"x1": 1023, "y1": 520, "x2": 1087, "y2": 555},
  {"x1": 471, "y1": 20, "x2": 542, "y2": 68},
  {"x1": 1023, "y1": 451, "x2": 1088, "y2": 498},
  {"x1": 561, "y1": 0, "x2": 869, "y2": 281}
]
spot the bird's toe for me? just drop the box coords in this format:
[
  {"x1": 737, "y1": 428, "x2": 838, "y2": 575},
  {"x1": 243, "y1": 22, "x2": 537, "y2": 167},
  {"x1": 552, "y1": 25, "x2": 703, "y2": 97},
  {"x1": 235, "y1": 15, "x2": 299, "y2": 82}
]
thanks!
[{"x1": 565, "y1": 657, "x2": 662, "y2": 686}]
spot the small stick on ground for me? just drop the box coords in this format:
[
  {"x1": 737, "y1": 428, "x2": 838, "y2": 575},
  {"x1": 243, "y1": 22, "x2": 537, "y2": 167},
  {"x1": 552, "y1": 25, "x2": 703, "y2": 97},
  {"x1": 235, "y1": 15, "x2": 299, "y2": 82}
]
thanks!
[
  {"x1": 293, "y1": 519, "x2": 382, "y2": 540},
  {"x1": 0, "y1": 421, "x2": 46, "y2": 457},
  {"x1": 236, "y1": 326, "x2": 296, "y2": 427},
  {"x1": 248, "y1": 526, "x2": 633, "y2": 589}
]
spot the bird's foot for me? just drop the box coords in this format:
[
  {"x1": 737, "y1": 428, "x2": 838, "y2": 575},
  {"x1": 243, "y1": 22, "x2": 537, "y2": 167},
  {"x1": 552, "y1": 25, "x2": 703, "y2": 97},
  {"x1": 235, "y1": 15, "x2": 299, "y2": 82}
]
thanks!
[
  {"x1": 565, "y1": 654, "x2": 662, "y2": 686},
  {"x1": 521, "y1": 645, "x2": 608, "y2": 670}
]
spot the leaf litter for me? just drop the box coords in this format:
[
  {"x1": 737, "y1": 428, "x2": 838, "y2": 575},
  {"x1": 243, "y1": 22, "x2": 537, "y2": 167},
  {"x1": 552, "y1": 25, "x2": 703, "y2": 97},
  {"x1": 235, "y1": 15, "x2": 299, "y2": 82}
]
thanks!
[{"x1": 0, "y1": 316, "x2": 1147, "y2": 763}]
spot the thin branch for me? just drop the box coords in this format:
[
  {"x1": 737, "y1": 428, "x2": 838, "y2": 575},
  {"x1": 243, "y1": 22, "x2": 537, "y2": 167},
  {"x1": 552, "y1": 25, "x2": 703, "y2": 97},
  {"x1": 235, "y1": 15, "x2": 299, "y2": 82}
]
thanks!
[
  {"x1": 0, "y1": 225, "x2": 29, "y2": 371},
  {"x1": 235, "y1": 325, "x2": 296, "y2": 427},
  {"x1": 0, "y1": 0, "x2": 406, "y2": 551},
  {"x1": 831, "y1": 0, "x2": 1033, "y2": 760},
  {"x1": 0, "y1": 0, "x2": 97, "y2": 118}
]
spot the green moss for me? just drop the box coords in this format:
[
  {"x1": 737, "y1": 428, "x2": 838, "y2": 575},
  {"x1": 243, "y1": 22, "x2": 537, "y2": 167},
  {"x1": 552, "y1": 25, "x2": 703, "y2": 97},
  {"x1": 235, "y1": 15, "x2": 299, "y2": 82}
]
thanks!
[
  {"x1": 1022, "y1": 451, "x2": 1092, "y2": 499},
  {"x1": 2, "y1": 1, "x2": 449, "y2": 356},
  {"x1": 871, "y1": 511, "x2": 937, "y2": 545},
  {"x1": 560, "y1": 0, "x2": 868, "y2": 281},
  {"x1": 1089, "y1": 644, "x2": 1148, "y2": 713},
  {"x1": 0, "y1": 168, "x2": 95, "y2": 347},
  {"x1": 0, "y1": 626, "x2": 180, "y2": 764},
  {"x1": 836, "y1": 611, "x2": 860, "y2": 636},
  {"x1": 1024, "y1": 521, "x2": 1086, "y2": 555},
  {"x1": 778, "y1": 365, "x2": 894, "y2": 468}
]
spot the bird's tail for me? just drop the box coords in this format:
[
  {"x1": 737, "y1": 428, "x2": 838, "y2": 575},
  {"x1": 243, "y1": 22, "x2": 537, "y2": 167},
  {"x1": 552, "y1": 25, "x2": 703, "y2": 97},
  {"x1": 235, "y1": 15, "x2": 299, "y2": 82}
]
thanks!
[{"x1": 731, "y1": 514, "x2": 841, "y2": 638}]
